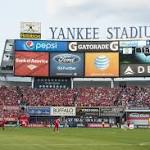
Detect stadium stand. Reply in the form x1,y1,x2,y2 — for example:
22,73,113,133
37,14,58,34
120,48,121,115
0,85,150,108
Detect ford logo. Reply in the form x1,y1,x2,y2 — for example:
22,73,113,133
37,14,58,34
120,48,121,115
53,54,80,64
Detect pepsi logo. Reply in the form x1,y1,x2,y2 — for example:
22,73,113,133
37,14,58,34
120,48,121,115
25,41,34,49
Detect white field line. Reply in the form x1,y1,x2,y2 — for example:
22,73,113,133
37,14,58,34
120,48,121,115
0,143,150,146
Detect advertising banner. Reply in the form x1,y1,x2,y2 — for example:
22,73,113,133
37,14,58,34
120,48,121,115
14,52,49,77
100,107,124,116
76,108,99,116
85,52,119,77
87,123,110,128
65,117,85,127
28,124,50,128
120,64,150,77
0,117,18,121
50,53,84,77
26,106,51,116
51,107,76,116
20,33,41,39
120,43,150,77
68,41,118,52
128,113,150,126
128,113,149,119
20,22,41,39
20,22,41,33
3,106,20,110
15,40,68,52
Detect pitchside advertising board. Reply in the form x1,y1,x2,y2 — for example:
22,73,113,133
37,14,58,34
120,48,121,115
76,108,99,116
100,107,124,116
51,107,76,116
120,40,150,77
26,106,51,116
26,106,76,116
50,53,84,77
127,113,150,127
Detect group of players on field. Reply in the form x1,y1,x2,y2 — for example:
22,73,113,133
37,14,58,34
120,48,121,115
0,118,60,132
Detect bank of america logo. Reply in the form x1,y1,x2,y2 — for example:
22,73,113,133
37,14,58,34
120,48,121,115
124,66,134,75
95,56,109,70
27,64,37,70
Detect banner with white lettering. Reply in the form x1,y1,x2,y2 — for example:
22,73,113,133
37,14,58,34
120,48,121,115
127,113,150,126
120,64,150,77
68,41,118,52
51,107,76,116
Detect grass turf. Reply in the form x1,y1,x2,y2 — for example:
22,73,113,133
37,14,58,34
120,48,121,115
0,127,150,150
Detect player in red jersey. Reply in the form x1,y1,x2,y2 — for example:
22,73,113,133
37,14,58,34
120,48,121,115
53,118,60,132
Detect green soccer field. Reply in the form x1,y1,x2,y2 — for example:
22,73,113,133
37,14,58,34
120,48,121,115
0,127,150,150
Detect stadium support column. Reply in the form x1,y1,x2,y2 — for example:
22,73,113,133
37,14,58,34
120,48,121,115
71,78,74,89
110,78,114,88
31,77,34,88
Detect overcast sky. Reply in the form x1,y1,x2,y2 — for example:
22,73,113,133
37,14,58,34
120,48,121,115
0,0,150,62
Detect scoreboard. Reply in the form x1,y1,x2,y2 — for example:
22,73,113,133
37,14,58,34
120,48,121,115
33,77,71,89
14,39,150,78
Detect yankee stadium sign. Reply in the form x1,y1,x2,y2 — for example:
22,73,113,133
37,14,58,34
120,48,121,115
49,26,150,40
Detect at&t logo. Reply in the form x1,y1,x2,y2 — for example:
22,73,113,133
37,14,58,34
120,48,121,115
95,55,109,70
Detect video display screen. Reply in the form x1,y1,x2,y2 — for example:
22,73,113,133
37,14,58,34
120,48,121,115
85,52,119,77
14,52,49,77
50,53,84,77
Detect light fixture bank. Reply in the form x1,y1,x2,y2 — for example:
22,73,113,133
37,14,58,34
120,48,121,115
49,26,150,40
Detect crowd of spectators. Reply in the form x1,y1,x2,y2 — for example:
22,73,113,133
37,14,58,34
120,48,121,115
1,85,150,118
0,85,150,108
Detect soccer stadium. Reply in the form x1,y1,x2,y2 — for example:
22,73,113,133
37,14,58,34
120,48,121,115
0,37,150,150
